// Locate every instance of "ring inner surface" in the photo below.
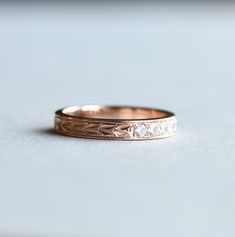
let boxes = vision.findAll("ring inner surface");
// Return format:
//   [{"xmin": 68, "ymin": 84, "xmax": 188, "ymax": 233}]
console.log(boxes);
[{"xmin": 63, "ymin": 106, "xmax": 169, "ymax": 120}]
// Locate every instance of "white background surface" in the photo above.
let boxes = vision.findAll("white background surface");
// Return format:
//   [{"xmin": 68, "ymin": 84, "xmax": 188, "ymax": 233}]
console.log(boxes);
[{"xmin": 0, "ymin": 2, "xmax": 235, "ymax": 237}]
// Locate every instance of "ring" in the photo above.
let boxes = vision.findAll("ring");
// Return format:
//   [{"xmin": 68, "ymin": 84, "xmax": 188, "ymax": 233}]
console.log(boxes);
[{"xmin": 54, "ymin": 105, "xmax": 177, "ymax": 141}]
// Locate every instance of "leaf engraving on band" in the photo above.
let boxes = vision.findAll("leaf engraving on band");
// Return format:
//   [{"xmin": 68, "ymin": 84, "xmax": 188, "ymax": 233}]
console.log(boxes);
[{"xmin": 56, "ymin": 117, "xmax": 132, "ymax": 138}]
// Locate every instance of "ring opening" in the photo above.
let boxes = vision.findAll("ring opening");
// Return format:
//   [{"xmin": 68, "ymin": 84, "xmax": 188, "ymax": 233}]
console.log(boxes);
[{"xmin": 62, "ymin": 106, "xmax": 170, "ymax": 120}]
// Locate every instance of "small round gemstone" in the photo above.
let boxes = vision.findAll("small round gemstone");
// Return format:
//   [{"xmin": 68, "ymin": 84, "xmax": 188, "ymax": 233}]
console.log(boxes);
[
  {"xmin": 147, "ymin": 123, "xmax": 159, "ymax": 137},
  {"xmin": 160, "ymin": 121, "xmax": 168, "ymax": 133},
  {"xmin": 172, "ymin": 120, "xmax": 177, "ymax": 131},
  {"xmin": 167, "ymin": 121, "xmax": 173, "ymax": 133},
  {"xmin": 134, "ymin": 123, "xmax": 147, "ymax": 137}
]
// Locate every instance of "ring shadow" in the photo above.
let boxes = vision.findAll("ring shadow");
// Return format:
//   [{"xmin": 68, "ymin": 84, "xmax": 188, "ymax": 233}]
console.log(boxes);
[
  {"xmin": 35, "ymin": 127, "xmax": 85, "ymax": 141},
  {"xmin": 37, "ymin": 127, "xmax": 61, "ymax": 137},
  {"xmin": 35, "ymin": 127, "xmax": 108, "ymax": 142}
]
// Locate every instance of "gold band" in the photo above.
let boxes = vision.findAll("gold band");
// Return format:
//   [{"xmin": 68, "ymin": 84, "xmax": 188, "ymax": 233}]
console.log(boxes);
[{"xmin": 54, "ymin": 105, "xmax": 177, "ymax": 140}]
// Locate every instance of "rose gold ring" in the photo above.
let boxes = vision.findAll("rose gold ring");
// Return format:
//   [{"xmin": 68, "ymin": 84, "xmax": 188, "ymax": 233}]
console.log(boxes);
[{"xmin": 54, "ymin": 105, "xmax": 177, "ymax": 141}]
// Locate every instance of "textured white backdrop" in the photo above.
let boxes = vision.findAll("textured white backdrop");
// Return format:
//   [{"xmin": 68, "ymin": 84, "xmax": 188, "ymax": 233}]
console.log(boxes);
[{"xmin": 0, "ymin": 3, "xmax": 235, "ymax": 237}]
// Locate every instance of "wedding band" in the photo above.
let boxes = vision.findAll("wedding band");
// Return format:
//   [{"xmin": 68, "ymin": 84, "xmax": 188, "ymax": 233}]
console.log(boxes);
[{"xmin": 54, "ymin": 105, "xmax": 177, "ymax": 141}]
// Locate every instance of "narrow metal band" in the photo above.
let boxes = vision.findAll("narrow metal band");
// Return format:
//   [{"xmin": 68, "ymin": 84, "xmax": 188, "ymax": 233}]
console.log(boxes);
[{"xmin": 54, "ymin": 105, "xmax": 177, "ymax": 141}]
